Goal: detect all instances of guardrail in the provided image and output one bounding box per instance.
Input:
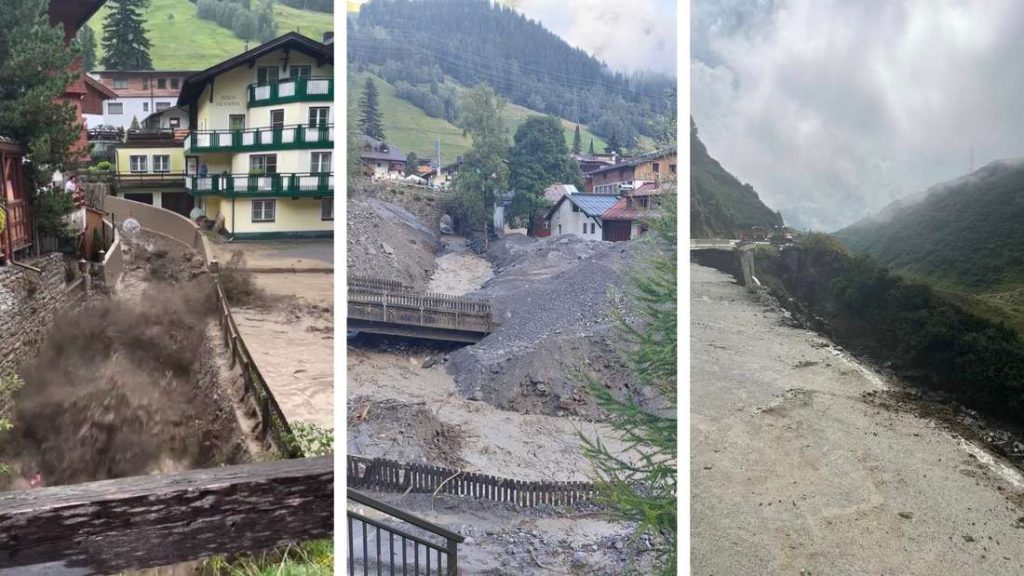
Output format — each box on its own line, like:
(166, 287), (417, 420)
(0, 456), (333, 573)
(116, 171), (188, 189)
(348, 455), (597, 508)
(348, 489), (463, 576)
(213, 265), (301, 457)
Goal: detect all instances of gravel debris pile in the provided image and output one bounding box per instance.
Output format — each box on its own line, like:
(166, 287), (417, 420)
(347, 196), (441, 290)
(449, 234), (642, 417)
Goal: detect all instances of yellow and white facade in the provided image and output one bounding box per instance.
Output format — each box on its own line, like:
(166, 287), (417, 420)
(112, 134), (195, 218)
(179, 33), (334, 239)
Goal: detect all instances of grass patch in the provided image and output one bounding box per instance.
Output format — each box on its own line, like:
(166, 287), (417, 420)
(201, 540), (333, 576)
(88, 0), (333, 71)
(349, 71), (611, 159)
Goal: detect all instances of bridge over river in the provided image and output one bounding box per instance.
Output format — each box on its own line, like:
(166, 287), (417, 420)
(347, 276), (495, 343)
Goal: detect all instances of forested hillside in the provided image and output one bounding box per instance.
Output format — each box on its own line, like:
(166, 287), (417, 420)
(348, 0), (674, 151)
(691, 120), (783, 238)
(836, 159), (1024, 292)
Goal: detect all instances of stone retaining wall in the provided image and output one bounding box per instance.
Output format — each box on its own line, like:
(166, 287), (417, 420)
(0, 254), (83, 377)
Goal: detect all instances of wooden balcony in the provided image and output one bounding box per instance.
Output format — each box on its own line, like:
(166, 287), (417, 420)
(186, 172), (333, 198)
(248, 77), (333, 107)
(185, 124), (333, 154)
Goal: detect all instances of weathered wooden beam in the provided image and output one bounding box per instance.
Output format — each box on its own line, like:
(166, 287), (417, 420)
(0, 456), (333, 575)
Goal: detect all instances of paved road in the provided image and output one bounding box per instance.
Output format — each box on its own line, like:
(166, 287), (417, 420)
(691, 263), (1024, 575)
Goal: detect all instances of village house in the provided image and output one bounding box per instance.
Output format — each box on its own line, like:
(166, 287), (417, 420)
(50, 0), (118, 162)
(544, 192), (620, 241)
(92, 70), (196, 130)
(586, 147), (677, 194)
(111, 129), (192, 218)
(358, 135), (406, 179)
(177, 32), (334, 239)
(600, 182), (660, 241)
(436, 157), (462, 188)
(0, 138), (31, 263)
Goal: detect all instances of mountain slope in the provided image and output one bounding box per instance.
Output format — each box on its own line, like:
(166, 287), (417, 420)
(350, 0), (674, 149)
(351, 72), (607, 160)
(836, 159), (1024, 292)
(87, 0), (333, 71)
(690, 120), (783, 238)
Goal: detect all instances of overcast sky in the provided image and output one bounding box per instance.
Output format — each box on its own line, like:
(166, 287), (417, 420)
(692, 0), (1024, 231)
(516, 0), (678, 76)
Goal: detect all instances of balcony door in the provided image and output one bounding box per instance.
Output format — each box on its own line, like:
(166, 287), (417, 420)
(229, 114), (246, 131)
(289, 66), (311, 80)
(270, 109), (285, 131)
(256, 66), (279, 86)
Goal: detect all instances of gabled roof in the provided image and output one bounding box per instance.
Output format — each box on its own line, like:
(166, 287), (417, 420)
(543, 183), (579, 203)
(83, 75), (118, 100)
(545, 193), (620, 221)
(177, 32), (333, 107)
(49, 0), (106, 42)
(587, 147), (677, 178)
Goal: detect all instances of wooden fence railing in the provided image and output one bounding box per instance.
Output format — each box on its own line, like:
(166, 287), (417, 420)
(347, 455), (597, 508)
(348, 275), (410, 292)
(212, 264), (301, 457)
(0, 456), (332, 574)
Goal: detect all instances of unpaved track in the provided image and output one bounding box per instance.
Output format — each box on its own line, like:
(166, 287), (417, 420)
(691, 263), (1024, 575)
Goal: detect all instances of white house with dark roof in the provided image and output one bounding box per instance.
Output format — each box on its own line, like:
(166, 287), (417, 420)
(545, 192), (620, 240)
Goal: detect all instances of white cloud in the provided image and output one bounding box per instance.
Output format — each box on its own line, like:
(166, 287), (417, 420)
(692, 0), (1024, 231)
(516, 0), (677, 76)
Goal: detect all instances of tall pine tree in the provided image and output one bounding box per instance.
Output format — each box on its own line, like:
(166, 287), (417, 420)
(359, 78), (385, 140)
(75, 25), (97, 73)
(589, 138), (595, 155)
(572, 124), (582, 155)
(101, 0), (153, 71)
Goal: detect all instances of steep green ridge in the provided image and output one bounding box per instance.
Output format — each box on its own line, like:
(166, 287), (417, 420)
(350, 0), (674, 149)
(87, 0), (333, 71)
(836, 159), (1024, 292)
(351, 71), (607, 160)
(690, 120), (782, 238)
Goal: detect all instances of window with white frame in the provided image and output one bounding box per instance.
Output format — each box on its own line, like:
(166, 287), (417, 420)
(308, 107), (330, 127)
(108, 102), (124, 115)
(156, 102), (171, 112)
(153, 155), (170, 173)
(311, 151), (331, 174)
(290, 66), (312, 80)
(129, 155), (147, 173)
(250, 154), (278, 175)
(251, 199), (276, 222)
(143, 102), (150, 112)
(321, 198), (333, 221)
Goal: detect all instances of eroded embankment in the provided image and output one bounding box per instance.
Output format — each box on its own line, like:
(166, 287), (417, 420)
(3, 229), (251, 488)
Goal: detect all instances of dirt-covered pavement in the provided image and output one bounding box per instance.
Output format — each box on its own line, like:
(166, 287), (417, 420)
(691, 263), (1024, 575)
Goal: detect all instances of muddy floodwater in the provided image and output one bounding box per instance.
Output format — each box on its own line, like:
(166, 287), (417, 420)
(427, 236), (493, 295)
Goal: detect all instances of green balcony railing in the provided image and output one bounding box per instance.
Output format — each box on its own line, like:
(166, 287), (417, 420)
(184, 124), (333, 153)
(248, 77), (333, 107)
(186, 172), (333, 198)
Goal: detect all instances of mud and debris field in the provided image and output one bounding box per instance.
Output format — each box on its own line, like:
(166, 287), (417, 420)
(691, 263), (1024, 575)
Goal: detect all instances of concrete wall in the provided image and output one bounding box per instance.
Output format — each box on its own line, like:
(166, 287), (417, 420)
(0, 254), (83, 377)
(105, 196), (213, 262)
(201, 196), (333, 239)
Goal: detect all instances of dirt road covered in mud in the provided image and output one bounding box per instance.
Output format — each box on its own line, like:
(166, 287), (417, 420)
(4, 229), (254, 489)
(217, 240), (334, 431)
(691, 263), (1024, 575)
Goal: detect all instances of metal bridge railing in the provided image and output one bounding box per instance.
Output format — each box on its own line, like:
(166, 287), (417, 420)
(347, 489), (463, 576)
